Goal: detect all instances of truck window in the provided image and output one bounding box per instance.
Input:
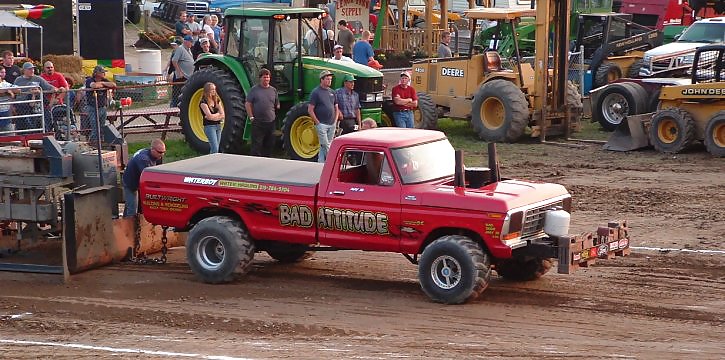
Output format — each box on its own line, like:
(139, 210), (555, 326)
(391, 139), (454, 184)
(339, 150), (394, 186)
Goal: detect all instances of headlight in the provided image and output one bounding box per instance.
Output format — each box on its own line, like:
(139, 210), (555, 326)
(375, 93), (383, 101)
(365, 93), (375, 102)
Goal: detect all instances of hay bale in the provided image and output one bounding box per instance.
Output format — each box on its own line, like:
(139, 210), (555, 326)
(43, 54), (83, 74)
(64, 73), (86, 88)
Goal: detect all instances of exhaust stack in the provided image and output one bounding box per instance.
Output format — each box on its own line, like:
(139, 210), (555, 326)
(454, 150), (465, 188)
(488, 143), (501, 183)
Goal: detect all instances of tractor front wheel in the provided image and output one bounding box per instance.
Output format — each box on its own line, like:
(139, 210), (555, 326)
(416, 92), (438, 129)
(283, 102), (318, 161)
(704, 111), (725, 157)
(649, 108), (696, 154)
(594, 62), (622, 88)
(179, 67), (247, 154)
(471, 79), (529, 142)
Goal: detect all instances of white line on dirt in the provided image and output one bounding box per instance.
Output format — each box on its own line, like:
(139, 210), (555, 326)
(631, 246), (725, 255)
(0, 339), (252, 360)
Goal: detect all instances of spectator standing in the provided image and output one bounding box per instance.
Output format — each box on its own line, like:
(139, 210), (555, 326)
(245, 69), (280, 157)
(192, 36), (217, 60)
(210, 15), (222, 44)
(391, 71), (417, 128)
(0, 68), (16, 133)
(175, 11), (190, 39)
(121, 139), (165, 217)
(40, 61), (68, 106)
(353, 31), (374, 66)
(331, 44), (353, 62)
(336, 20), (355, 57)
(304, 27), (321, 56)
(84, 65), (116, 142)
(202, 15), (219, 50)
(199, 82), (225, 154)
(308, 70), (339, 163)
(438, 31), (453, 58)
(186, 13), (202, 42)
(170, 35), (194, 107)
(13, 62), (56, 132)
(335, 74), (361, 135)
(2, 51), (21, 84)
(322, 8), (334, 31)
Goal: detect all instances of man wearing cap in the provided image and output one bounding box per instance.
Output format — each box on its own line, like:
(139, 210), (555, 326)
(13, 62), (57, 132)
(84, 65), (117, 142)
(192, 36), (217, 60)
(337, 20), (355, 58)
(335, 74), (361, 135)
(331, 44), (353, 62)
(246, 68), (280, 158)
(308, 70), (340, 163)
(170, 35), (194, 107)
(353, 31), (375, 66)
(391, 71), (417, 128)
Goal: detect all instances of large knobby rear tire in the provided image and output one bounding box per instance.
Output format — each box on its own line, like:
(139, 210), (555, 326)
(180, 67), (247, 154)
(627, 59), (646, 78)
(283, 102), (318, 161)
(593, 82), (648, 131)
(496, 258), (553, 281)
(471, 79), (529, 142)
(416, 92), (438, 129)
(265, 243), (315, 263)
(594, 62), (622, 88)
(649, 108), (696, 154)
(187, 216), (255, 284)
(704, 111), (725, 157)
(418, 235), (491, 304)
(381, 100), (396, 127)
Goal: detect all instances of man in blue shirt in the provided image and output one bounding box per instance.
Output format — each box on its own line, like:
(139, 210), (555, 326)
(308, 70), (339, 163)
(352, 31), (374, 66)
(122, 139), (166, 217)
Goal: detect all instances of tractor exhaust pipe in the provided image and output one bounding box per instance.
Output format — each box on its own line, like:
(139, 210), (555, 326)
(488, 143), (501, 183)
(454, 150), (465, 188)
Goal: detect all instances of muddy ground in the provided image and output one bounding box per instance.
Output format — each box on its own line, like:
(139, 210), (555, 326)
(1, 140), (723, 359)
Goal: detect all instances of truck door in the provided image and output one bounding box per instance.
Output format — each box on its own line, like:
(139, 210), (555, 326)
(318, 147), (401, 252)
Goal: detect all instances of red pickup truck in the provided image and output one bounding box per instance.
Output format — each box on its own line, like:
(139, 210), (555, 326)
(140, 128), (629, 304)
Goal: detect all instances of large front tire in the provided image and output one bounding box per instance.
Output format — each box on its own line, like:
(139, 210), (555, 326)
(594, 62), (622, 88)
(187, 216), (255, 284)
(471, 79), (529, 142)
(649, 108), (696, 154)
(418, 235), (491, 304)
(416, 92), (438, 129)
(180, 67), (247, 154)
(283, 102), (318, 161)
(704, 111), (725, 157)
(496, 258), (553, 281)
(593, 82), (648, 131)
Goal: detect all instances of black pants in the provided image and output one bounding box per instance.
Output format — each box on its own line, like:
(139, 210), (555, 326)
(250, 120), (275, 157)
(340, 118), (357, 135)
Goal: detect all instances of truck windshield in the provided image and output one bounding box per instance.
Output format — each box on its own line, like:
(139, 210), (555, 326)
(391, 139), (455, 184)
(679, 23), (725, 43)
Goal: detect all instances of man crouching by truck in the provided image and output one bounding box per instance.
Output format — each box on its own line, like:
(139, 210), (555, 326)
(122, 139), (166, 217)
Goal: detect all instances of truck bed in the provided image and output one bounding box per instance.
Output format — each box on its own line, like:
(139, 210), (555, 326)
(145, 154), (324, 187)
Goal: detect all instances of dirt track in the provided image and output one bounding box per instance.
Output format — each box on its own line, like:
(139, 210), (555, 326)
(1, 142), (724, 359)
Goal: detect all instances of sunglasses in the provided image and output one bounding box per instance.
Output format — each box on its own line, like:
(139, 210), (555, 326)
(153, 148), (166, 154)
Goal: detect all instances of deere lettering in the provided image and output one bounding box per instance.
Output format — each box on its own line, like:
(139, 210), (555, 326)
(279, 204), (314, 228)
(682, 88), (725, 96)
(441, 67), (464, 77)
(183, 177), (218, 185)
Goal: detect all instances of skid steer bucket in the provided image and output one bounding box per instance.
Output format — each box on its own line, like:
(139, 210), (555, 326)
(603, 113), (653, 151)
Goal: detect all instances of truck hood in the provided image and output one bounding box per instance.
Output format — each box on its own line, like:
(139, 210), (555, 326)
(417, 179), (570, 214)
(644, 42), (707, 58)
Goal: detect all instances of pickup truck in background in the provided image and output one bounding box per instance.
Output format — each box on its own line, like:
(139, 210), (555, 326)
(140, 129), (630, 304)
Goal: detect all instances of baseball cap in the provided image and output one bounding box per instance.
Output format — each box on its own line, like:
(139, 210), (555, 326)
(199, 37), (210, 44)
(400, 70), (411, 78)
(367, 59), (383, 70)
(22, 62), (35, 70)
(183, 35), (193, 42)
(319, 70), (333, 79)
(93, 65), (107, 74)
(333, 44), (343, 51)
(343, 74), (355, 82)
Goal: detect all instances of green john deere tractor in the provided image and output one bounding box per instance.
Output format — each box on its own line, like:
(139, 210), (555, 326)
(179, 7), (384, 160)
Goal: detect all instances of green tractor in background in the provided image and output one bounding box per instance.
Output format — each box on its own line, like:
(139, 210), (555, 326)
(179, 7), (384, 160)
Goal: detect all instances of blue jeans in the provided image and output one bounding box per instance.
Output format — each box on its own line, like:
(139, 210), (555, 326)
(204, 124), (221, 153)
(86, 104), (107, 142)
(123, 186), (138, 217)
(316, 122), (336, 163)
(0, 110), (13, 134)
(394, 110), (414, 128)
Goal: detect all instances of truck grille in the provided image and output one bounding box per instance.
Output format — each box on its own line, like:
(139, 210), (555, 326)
(186, 1), (209, 13)
(521, 200), (564, 239)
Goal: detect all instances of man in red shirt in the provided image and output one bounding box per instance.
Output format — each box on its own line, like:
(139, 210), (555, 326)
(40, 61), (68, 106)
(391, 71), (417, 128)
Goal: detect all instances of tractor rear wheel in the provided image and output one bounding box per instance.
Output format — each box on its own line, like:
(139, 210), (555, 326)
(381, 100), (396, 127)
(418, 235), (491, 304)
(495, 258), (553, 281)
(471, 79), (529, 142)
(283, 102), (318, 161)
(187, 216), (255, 284)
(627, 59), (646, 78)
(704, 111), (725, 157)
(416, 92), (438, 129)
(649, 108), (696, 154)
(593, 82), (648, 131)
(594, 62), (623, 88)
(180, 67), (247, 154)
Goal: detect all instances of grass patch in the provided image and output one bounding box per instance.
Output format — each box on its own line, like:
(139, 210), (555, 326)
(128, 138), (199, 163)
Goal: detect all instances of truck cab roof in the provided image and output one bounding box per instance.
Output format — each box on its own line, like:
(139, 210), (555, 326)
(335, 128), (448, 150)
